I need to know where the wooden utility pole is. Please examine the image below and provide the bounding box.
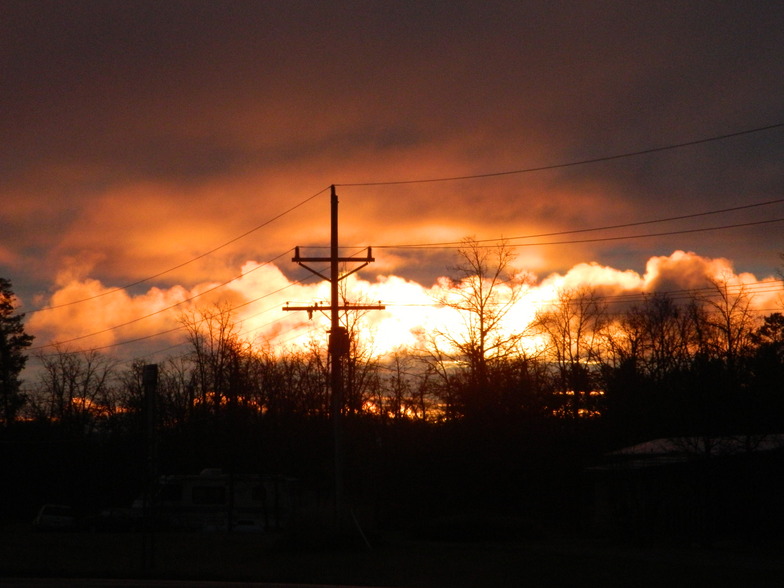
[284,184,384,527]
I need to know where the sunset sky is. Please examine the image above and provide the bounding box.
[2,1,783,365]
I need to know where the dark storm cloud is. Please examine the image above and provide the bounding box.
[4,2,782,174]
[2,0,784,301]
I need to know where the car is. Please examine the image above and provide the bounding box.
[85,507,141,532]
[32,504,77,531]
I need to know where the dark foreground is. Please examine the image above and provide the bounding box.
[2,522,784,588]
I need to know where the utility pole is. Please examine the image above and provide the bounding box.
[141,363,158,571]
[283,184,384,527]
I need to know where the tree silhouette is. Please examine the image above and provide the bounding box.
[602,293,697,439]
[180,303,254,415]
[31,346,117,436]
[420,238,531,419]
[747,312,784,432]
[534,287,607,419]
[338,284,382,417]
[0,278,34,426]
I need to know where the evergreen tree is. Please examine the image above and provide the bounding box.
[0,278,34,426]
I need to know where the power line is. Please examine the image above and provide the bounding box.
[25,121,784,354]
[377,217,784,250]
[23,123,784,312]
[112,300,306,364]
[267,322,325,349]
[28,123,781,312]
[30,275,782,361]
[29,249,299,351]
[28,225,783,355]
[134,339,191,363]
[375,279,784,314]
[373,198,784,249]
[74,270,324,356]
[335,123,783,187]
[32,186,330,312]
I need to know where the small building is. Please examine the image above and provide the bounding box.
[587,435,784,544]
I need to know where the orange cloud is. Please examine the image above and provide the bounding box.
[25,249,782,368]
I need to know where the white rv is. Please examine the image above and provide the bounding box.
[141,468,296,532]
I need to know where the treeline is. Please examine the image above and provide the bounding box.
[3,285,782,521]
[17,291,783,441]
[2,248,783,530]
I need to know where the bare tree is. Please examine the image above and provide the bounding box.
[420,238,531,418]
[534,287,608,419]
[159,354,199,426]
[606,293,695,381]
[368,348,438,421]
[180,303,253,414]
[338,286,381,417]
[747,312,784,432]
[697,276,756,370]
[601,293,707,438]
[379,349,416,420]
[692,276,760,438]
[32,346,118,435]
[251,344,328,419]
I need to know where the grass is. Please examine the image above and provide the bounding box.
[2,520,784,587]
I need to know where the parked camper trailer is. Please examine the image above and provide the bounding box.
[142,469,296,532]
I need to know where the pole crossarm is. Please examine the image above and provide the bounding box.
[293,245,375,263]
[292,246,376,283]
[284,304,385,312]
[283,302,385,320]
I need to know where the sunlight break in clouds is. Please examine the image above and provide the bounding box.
[25,250,783,364]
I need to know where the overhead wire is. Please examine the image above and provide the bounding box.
[35,274,782,360]
[267,322,326,349]
[29,248,293,351]
[378,279,784,308]
[29,218,783,355]
[118,260,338,359]
[134,282,784,363]
[26,122,784,358]
[372,198,784,249]
[335,122,783,187]
[30,269,321,359]
[63,265,784,355]
[29,123,782,314]
[375,217,784,250]
[32,186,330,312]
